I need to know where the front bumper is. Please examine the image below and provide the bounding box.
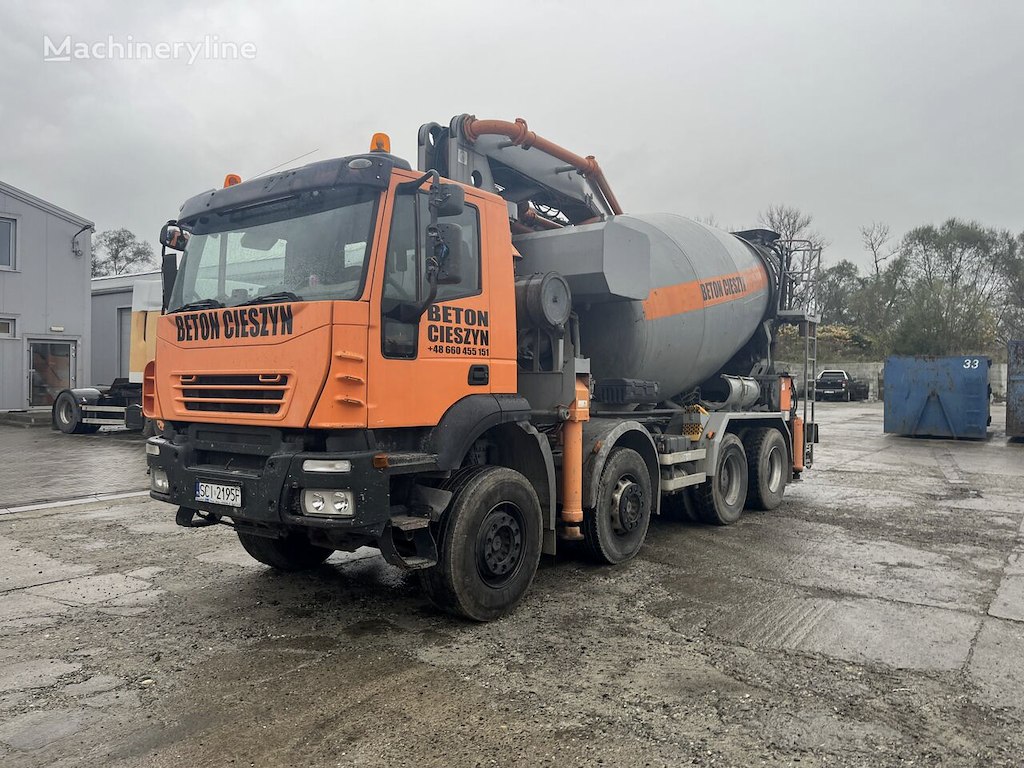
[146,432,390,537]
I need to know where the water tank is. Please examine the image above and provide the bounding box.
[514,214,773,399]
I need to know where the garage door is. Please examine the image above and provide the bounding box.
[118,307,131,379]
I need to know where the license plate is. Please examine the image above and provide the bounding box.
[195,481,242,507]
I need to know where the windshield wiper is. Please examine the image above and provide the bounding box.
[240,291,304,306]
[171,298,224,313]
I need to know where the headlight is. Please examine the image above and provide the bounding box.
[301,489,355,517]
[150,468,169,494]
[145,439,163,456]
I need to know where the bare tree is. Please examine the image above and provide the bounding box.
[860,221,898,275]
[694,213,721,229]
[92,228,157,277]
[759,204,828,314]
[758,204,828,250]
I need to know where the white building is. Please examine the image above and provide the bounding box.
[0,181,93,411]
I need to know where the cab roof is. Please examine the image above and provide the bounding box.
[177,153,411,226]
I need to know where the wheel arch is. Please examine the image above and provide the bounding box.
[428,394,532,471]
[476,421,558,555]
[582,419,660,516]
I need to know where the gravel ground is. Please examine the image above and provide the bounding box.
[0,401,1021,767]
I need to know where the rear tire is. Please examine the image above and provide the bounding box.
[743,428,788,510]
[696,434,747,525]
[662,486,700,522]
[419,466,542,622]
[582,448,653,564]
[53,392,99,434]
[236,530,333,571]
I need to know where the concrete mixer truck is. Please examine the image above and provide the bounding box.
[144,115,819,621]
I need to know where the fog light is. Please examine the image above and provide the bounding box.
[302,459,352,473]
[301,489,355,517]
[150,468,169,494]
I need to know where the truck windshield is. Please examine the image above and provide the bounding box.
[167,188,378,312]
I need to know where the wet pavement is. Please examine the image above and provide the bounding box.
[0,425,148,510]
[0,402,1021,766]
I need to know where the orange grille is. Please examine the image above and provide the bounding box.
[174,373,291,415]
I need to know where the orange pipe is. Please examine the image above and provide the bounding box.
[560,377,590,540]
[792,416,805,472]
[462,116,623,216]
[518,203,562,231]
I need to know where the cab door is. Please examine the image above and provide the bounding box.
[366,181,494,429]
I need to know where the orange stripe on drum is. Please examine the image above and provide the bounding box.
[642,265,768,321]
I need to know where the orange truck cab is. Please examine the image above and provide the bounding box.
[146,116,815,621]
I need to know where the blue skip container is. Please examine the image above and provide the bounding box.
[883,355,991,439]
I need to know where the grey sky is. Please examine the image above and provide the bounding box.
[2,0,1022,269]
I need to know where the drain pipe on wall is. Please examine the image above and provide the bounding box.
[71,223,94,259]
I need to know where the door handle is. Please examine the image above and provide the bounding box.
[468,365,489,386]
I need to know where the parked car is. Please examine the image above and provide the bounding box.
[814,369,869,401]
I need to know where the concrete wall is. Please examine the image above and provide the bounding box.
[779,359,1010,400]
[0,185,92,410]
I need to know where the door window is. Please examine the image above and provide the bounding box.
[29,342,73,406]
[381,193,481,359]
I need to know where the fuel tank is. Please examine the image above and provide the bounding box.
[513,214,773,400]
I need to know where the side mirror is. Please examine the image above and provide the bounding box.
[159,221,190,251]
[429,183,465,218]
[429,222,464,285]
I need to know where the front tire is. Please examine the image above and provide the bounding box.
[743,428,788,510]
[53,392,99,434]
[236,530,334,571]
[696,434,748,525]
[582,448,653,564]
[419,466,542,622]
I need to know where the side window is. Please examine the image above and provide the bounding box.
[380,193,483,359]
[435,203,481,303]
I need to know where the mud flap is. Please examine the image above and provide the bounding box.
[175,506,220,528]
[378,517,438,570]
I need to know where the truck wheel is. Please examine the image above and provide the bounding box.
[53,392,99,434]
[419,466,542,622]
[696,434,747,525]
[662,486,700,522]
[583,448,652,564]
[236,530,333,571]
[743,428,788,511]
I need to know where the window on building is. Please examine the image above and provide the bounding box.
[0,318,15,338]
[0,218,14,268]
